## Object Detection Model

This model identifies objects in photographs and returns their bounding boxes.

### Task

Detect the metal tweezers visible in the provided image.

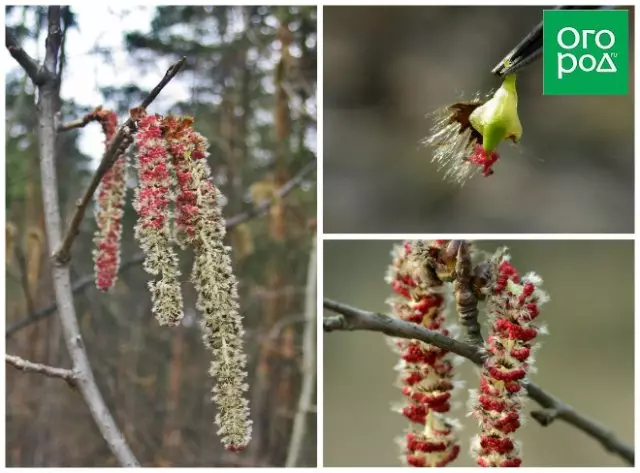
[492,5,614,77]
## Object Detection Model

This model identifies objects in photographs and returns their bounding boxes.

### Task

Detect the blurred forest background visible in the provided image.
[324,6,634,233]
[324,240,634,467]
[6,5,317,467]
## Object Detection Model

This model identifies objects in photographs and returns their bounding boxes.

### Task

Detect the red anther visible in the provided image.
[406,454,426,467]
[487,365,527,382]
[522,282,535,298]
[402,404,427,424]
[510,346,530,361]
[468,144,500,177]
[404,372,423,385]
[406,433,448,453]
[493,411,521,434]
[480,436,514,454]
[478,394,506,412]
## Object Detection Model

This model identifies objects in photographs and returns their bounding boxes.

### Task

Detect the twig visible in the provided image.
[324,299,480,362]
[285,236,317,468]
[226,159,317,228]
[57,107,102,132]
[52,56,187,265]
[7,160,317,339]
[453,240,483,346]
[10,7,139,467]
[323,298,634,466]
[6,354,76,386]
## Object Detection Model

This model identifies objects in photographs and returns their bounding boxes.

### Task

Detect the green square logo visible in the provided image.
[543,9,629,95]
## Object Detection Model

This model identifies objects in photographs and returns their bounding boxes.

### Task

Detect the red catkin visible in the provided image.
[470,248,548,467]
[387,241,460,467]
[93,108,127,291]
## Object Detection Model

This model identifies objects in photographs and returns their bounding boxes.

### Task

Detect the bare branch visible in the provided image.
[226,159,317,228]
[285,236,317,467]
[6,27,43,84]
[6,354,76,386]
[323,298,634,466]
[453,240,483,346]
[324,298,481,361]
[26,8,139,467]
[52,56,187,265]
[58,108,102,132]
[7,160,317,339]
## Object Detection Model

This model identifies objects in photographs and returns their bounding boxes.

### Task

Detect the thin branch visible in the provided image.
[226,159,317,228]
[14,8,140,467]
[323,298,634,466]
[324,299,481,362]
[285,236,317,468]
[57,108,102,132]
[453,240,483,346]
[6,354,76,386]
[7,160,317,339]
[5,27,44,84]
[52,56,187,265]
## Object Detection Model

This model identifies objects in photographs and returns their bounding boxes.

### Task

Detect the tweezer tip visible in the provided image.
[492,57,514,77]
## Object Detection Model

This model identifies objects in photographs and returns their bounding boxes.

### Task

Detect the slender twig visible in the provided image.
[285,236,317,468]
[226,159,317,228]
[7,160,317,339]
[57,107,103,132]
[52,56,187,265]
[9,7,139,467]
[323,298,634,466]
[6,354,76,386]
[324,299,481,361]
[453,240,483,346]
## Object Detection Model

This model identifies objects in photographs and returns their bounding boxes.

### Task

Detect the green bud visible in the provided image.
[469,73,522,153]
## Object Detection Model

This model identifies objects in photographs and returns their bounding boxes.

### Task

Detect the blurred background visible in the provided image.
[324,6,634,233]
[324,240,634,467]
[6,6,316,467]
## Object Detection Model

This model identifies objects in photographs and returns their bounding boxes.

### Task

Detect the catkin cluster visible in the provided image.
[92,108,252,451]
[386,241,547,468]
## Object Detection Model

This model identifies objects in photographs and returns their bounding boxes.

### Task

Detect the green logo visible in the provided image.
[543,9,629,95]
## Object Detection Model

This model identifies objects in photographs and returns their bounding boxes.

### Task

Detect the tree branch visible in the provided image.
[5,27,44,84]
[7,160,317,339]
[285,236,317,467]
[323,298,634,466]
[452,240,483,346]
[14,8,140,467]
[6,354,76,386]
[52,56,187,265]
